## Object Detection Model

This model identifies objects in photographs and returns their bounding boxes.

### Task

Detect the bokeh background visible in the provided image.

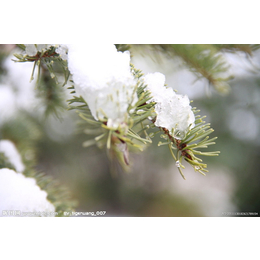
[1,44,260,217]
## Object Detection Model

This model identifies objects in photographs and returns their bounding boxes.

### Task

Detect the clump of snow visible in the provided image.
[55,44,68,60]
[144,72,195,139]
[67,44,138,128]
[0,168,55,217]
[0,140,25,172]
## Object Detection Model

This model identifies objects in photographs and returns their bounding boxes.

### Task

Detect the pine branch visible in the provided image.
[159,111,220,179]
[153,44,231,94]
[212,44,260,57]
